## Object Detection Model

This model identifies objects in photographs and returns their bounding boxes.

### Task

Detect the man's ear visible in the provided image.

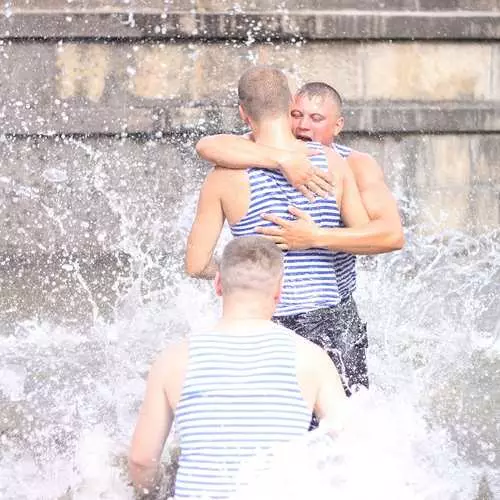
[239,104,250,126]
[333,116,345,138]
[273,276,283,305]
[214,271,223,297]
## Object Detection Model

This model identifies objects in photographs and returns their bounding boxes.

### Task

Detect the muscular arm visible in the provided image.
[185,170,225,279]
[325,148,370,228]
[196,134,332,200]
[129,353,173,493]
[196,134,281,170]
[258,151,404,255]
[315,152,404,254]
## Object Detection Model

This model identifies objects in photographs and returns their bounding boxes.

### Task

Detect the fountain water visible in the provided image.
[0,134,497,499]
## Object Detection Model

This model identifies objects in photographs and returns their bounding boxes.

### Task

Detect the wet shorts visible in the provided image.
[274,294,369,396]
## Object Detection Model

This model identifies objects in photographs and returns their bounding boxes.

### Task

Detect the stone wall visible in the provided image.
[0,1,498,255]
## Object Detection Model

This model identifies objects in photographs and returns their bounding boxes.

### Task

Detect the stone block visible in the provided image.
[7,0,420,11]
[418,0,500,10]
[418,187,470,231]
[468,186,500,230]
[0,43,56,107]
[56,44,111,103]
[129,42,363,101]
[10,0,164,10]
[2,11,499,41]
[491,44,500,100]
[0,136,197,254]
[429,135,472,187]
[364,43,493,101]
[278,43,363,100]
[132,44,192,99]
[470,135,500,185]
[14,0,499,11]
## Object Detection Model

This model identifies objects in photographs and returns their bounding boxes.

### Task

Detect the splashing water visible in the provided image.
[0,140,498,500]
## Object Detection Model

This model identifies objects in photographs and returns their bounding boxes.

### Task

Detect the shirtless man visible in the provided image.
[194,81,404,392]
[185,66,370,397]
[129,236,347,499]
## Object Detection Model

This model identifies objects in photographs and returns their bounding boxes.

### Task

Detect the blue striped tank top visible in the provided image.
[333,143,357,299]
[230,142,342,316]
[174,324,311,500]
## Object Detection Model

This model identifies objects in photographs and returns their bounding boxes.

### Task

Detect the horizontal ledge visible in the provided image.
[1,102,499,135]
[0,11,499,41]
[0,106,165,135]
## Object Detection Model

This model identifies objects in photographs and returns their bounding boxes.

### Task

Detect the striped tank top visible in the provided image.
[230,142,342,316]
[174,324,312,500]
[333,143,357,299]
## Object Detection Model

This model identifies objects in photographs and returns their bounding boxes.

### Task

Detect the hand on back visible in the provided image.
[278,148,334,202]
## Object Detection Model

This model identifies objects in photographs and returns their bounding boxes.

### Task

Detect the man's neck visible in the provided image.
[215,295,276,332]
[252,117,298,150]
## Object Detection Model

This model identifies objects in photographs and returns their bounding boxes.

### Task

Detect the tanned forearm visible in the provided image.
[315,219,404,255]
[196,135,282,170]
[187,256,219,280]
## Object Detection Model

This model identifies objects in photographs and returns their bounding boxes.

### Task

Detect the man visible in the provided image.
[129,236,347,499]
[194,81,404,392]
[185,67,370,396]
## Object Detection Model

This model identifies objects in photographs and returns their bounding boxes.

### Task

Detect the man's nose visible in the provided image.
[297,117,311,130]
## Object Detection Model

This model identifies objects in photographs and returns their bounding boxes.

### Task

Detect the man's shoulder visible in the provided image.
[293,332,326,359]
[156,340,189,374]
[345,150,384,185]
[205,165,246,187]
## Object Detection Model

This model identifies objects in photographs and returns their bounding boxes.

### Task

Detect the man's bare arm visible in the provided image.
[326,148,370,229]
[185,170,225,279]
[314,347,348,432]
[196,134,332,201]
[314,152,404,254]
[256,151,404,255]
[129,352,173,493]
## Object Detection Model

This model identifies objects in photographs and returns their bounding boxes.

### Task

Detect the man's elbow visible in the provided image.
[386,226,405,251]
[195,137,211,158]
[128,456,158,491]
[185,257,203,278]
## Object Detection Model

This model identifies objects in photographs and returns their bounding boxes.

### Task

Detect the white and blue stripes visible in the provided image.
[333,143,356,299]
[174,326,311,499]
[230,142,342,316]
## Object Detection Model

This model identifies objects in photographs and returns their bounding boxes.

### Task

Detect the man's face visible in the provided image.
[291,94,343,146]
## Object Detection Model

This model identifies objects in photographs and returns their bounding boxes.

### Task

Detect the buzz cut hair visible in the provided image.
[296,82,343,113]
[219,236,284,295]
[238,66,293,122]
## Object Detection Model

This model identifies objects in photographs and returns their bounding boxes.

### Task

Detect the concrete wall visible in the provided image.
[0,1,498,256]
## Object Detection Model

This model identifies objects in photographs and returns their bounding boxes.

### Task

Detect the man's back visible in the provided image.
[215,143,344,316]
[174,323,313,499]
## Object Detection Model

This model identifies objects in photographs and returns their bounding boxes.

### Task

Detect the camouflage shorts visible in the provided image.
[274,294,369,396]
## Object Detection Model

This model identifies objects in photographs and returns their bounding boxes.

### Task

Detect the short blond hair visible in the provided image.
[220,236,283,295]
[238,66,292,122]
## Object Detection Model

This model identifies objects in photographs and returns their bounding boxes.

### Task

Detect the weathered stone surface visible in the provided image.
[1,11,499,41]
[1,41,498,126]
[469,186,500,230]
[9,0,500,12]
[2,102,499,135]
[364,43,493,100]
[0,106,165,134]
[344,133,499,231]
[0,136,200,254]
[491,43,500,99]
[470,134,500,185]
[430,135,472,187]
[0,133,498,255]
